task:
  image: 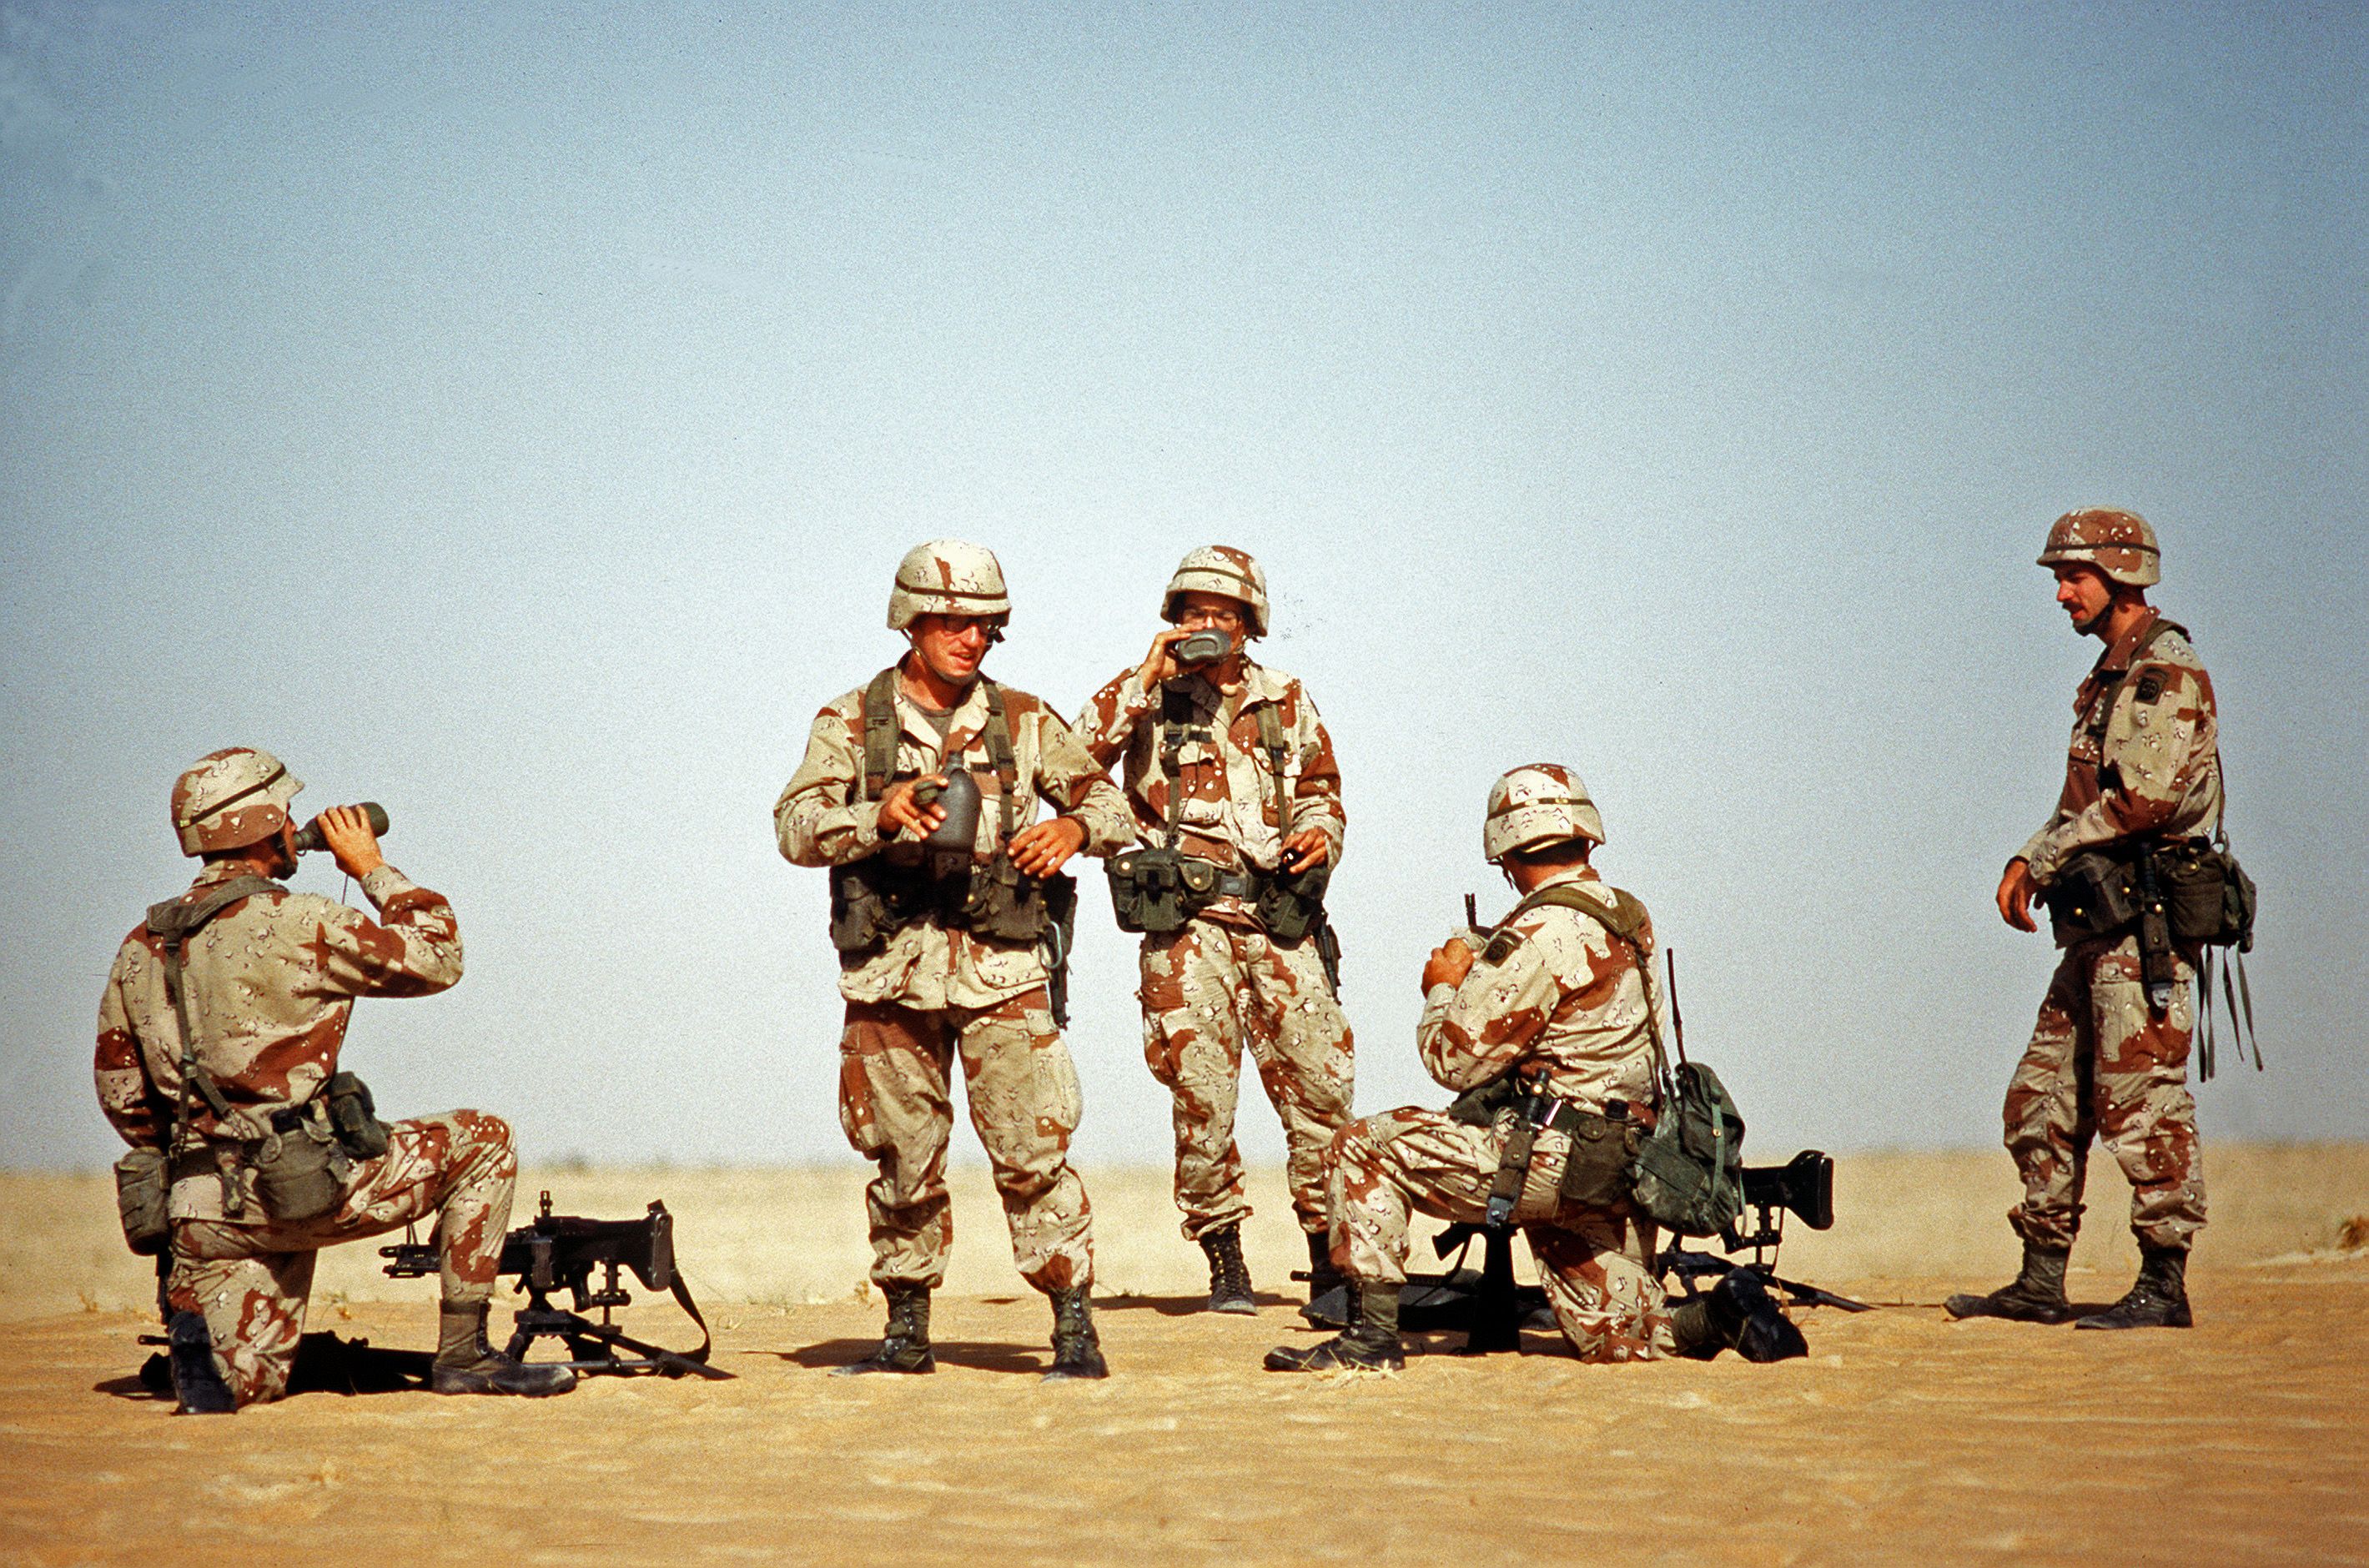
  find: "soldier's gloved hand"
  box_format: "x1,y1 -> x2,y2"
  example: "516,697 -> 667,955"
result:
1997,857 -> 2039,932
317,804 -> 386,879
1008,816 -> 1086,877
878,775 -> 949,840
1421,938 -> 1475,994
1281,829 -> 1330,874
1136,627 -> 1192,688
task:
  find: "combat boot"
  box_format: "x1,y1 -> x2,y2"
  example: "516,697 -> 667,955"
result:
837,1284 -> 936,1375
1944,1243 -> 2073,1324
1302,1228 -> 1350,1310
167,1309 -> 236,1415
1265,1282 -> 1404,1372
1199,1225 -> 1256,1314
2075,1245 -> 2193,1330
430,1303 -> 579,1396
1670,1269 -> 1808,1363
1044,1287 -> 1109,1381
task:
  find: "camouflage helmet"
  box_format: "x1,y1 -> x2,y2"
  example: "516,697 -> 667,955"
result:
887,540 -> 1011,631
1483,763 -> 1605,864
171,747 -> 304,856
1161,546 -> 1270,638
2038,508 -> 2160,589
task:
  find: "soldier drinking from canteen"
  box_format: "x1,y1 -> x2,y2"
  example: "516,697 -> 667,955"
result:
97,748 -> 574,1411
1076,547 -> 1354,1315
1267,765 -> 1798,1371
775,540 -> 1135,1380
1951,509 -> 2236,1330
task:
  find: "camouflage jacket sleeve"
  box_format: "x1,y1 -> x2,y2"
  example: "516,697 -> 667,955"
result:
299,867 -> 465,998
95,940 -> 162,1148
1416,928 -> 1559,1093
2019,659 -> 2219,883
774,697 -> 884,867
1074,666 -> 1155,769
1027,703 -> 1137,857
1282,681 -> 1346,860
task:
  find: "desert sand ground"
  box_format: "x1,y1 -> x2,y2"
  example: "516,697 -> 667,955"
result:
4,1144 -> 2365,1565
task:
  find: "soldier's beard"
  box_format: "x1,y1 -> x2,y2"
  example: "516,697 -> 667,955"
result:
2071,603 -> 2110,636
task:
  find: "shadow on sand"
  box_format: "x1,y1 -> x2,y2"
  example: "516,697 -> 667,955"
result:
781,1338 -> 1049,1375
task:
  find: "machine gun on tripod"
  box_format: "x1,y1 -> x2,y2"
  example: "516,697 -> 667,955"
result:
1659,1150 -> 1872,1314
382,1191 -> 734,1380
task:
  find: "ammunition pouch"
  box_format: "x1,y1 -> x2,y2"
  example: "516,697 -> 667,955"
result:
2042,848 -> 2146,946
1106,847 -> 1221,936
252,1103 -> 350,1224
962,857 -> 1074,944
2153,840 -> 2257,952
113,1146 -> 170,1257
1551,1103 -> 1644,1209
1255,860 -> 1331,944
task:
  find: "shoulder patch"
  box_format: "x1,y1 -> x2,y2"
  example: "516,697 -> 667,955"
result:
1481,928 -> 1524,967
2134,669 -> 2166,704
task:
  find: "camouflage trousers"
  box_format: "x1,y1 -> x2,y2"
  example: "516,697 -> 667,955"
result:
167,1109 -> 518,1406
1328,1106 -> 1673,1362
838,987 -> 1094,1292
2004,934 -> 2207,1252
1139,917 -> 1355,1240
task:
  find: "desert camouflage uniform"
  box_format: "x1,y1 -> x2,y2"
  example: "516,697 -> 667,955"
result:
95,861 -> 511,1406
1329,866 -> 1673,1361
776,672 -> 1132,1291
1078,659 -> 1353,1241
2007,607 -> 2222,1251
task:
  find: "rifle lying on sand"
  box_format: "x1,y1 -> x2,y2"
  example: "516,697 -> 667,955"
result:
382,1190 -> 733,1380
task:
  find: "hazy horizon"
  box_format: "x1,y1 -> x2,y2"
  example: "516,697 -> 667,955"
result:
4,4 -> 2362,1179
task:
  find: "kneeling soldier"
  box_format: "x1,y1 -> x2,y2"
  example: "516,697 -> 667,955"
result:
96,749 -> 573,1411
1268,765 -> 1792,1371
775,540 -> 1135,1380
1077,547 -> 1354,1314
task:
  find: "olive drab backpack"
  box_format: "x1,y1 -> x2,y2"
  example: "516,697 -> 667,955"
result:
1494,882 -> 1748,1240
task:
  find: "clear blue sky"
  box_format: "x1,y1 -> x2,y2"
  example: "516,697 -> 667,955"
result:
3,3 -> 2362,1173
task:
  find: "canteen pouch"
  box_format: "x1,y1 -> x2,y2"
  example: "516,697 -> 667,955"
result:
1255,860 -> 1332,945
1107,847 -> 1218,936
2043,849 -> 2144,947
253,1113 -> 350,1223
114,1145 -> 170,1257
324,1072 -> 392,1161
1555,1109 -> 1640,1209
1626,1062 -> 1747,1239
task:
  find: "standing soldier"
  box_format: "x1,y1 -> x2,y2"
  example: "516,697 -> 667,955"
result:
776,540 -> 1135,1380
1266,765 -> 1799,1372
95,748 -> 574,1411
1950,509 -> 2224,1330
1077,547 -> 1353,1314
